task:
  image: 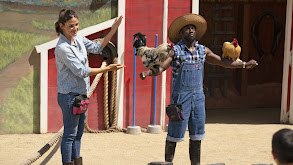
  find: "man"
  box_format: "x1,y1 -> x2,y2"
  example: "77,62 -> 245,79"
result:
140,13 -> 258,165
272,128 -> 293,165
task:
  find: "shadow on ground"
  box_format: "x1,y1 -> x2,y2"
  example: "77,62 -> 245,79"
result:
206,108 -> 281,124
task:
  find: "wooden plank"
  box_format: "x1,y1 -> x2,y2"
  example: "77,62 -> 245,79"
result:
241,4 -> 250,96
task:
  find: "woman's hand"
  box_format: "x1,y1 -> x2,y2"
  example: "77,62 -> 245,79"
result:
100,16 -> 123,48
107,64 -> 126,71
111,16 -> 123,32
90,64 -> 125,76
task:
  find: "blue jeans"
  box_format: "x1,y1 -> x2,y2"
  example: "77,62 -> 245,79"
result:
58,92 -> 86,162
167,91 -> 206,142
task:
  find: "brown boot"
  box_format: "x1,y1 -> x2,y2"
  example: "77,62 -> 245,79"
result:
73,157 -> 83,165
189,139 -> 201,165
62,161 -> 74,165
165,140 -> 176,162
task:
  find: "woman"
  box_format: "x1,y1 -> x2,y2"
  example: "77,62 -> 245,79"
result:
54,9 -> 124,165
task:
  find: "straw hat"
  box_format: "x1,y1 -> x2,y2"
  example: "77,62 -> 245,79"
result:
168,13 -> 207,44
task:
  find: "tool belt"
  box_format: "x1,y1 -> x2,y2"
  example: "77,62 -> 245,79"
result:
73,95 -> 89,115
166,103 -> 184,121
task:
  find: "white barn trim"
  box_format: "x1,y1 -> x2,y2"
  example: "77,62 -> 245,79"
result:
117,0 -> 126,128
281,0 -> 293,124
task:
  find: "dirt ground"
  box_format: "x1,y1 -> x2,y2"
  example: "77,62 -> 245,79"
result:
1,108 -> 293,165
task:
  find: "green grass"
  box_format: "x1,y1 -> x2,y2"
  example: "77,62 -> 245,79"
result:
30,7 -> 117,31
0,29 -> 51,71
78,8 -> 117,29
0,71 -> 40,134
0,0 -> 93,8
31,19 -> 56,31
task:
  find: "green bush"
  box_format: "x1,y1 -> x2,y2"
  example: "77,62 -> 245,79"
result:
0,29 -> 50,71
0,70 -> 40,134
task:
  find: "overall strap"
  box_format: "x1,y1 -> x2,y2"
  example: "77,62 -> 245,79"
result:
197,44 -> 206,62
198,46 -> 204,55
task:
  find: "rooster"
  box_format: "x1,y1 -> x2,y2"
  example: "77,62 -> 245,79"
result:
222,38 -> 242,62
133,32 -> 173,73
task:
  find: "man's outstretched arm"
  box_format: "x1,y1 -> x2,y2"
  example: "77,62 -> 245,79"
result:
205,47 -> 258,69
140,49 -> 175,79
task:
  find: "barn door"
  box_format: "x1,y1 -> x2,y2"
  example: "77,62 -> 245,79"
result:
200,2 -> 244,99
200,0 -> 286,109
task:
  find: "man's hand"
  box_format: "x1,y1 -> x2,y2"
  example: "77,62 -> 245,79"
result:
245,59 -> 258,69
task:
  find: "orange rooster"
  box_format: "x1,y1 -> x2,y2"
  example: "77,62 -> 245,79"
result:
222,38 -> 242,62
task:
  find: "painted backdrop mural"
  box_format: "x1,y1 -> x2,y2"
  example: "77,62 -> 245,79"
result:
0,0 -> 117,134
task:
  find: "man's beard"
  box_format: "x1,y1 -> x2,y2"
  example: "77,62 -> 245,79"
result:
184,35 -> 196,43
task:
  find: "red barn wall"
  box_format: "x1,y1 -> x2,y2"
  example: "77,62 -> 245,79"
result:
124,0 -> 165,127
123,0 -> 192,128
48,48 -> 61,132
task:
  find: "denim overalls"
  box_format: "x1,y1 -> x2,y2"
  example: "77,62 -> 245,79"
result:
167,44 -> 206,142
